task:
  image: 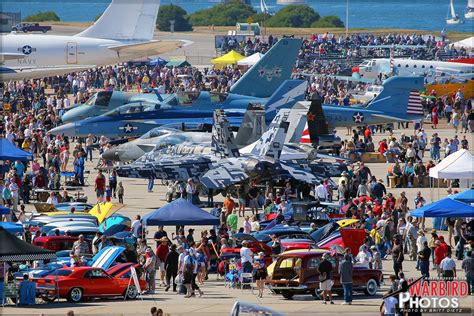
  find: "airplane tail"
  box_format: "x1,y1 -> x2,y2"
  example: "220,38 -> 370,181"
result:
211,110 -> 240,158
235,104 -> 266,147
264,79 -> 307,125
365,76 -> 425,118
76,0 -> 160,41
250,109 -> 290,160
230,38 -> 302,98
300,93 -> 329,145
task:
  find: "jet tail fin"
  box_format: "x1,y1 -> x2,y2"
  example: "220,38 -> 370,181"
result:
230,38 -> 302,98
250,109 -> 290,160
300,93 -> 330,145
264,79 -> 307,125
365,76 -> 425,119
235,103 -> 266,147
75,0 -> 160,41
211,110 -> 240,158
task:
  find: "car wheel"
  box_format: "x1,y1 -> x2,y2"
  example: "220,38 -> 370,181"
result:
311,288 -> 321,299
364,279 -> 378,296
124,285 -> 138,300
67,287 -> 83,302
23,29 -> 28,33
281,290 -> 294,300
42,29 -> 47,33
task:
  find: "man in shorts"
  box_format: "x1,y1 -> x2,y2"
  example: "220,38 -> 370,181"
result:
318,253 -> 334,304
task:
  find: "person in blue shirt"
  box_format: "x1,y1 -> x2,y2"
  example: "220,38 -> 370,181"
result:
74,152 -> 85,186
14,160 -> 25,178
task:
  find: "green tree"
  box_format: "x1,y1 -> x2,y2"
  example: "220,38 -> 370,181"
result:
190,1 -> 256,26
24,11 -> 60,22
266,5 -> 319,27
157,4 -> 192,31
311,16 -> 345,28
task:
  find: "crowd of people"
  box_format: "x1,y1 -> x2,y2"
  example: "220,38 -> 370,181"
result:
0,30 -> 473,308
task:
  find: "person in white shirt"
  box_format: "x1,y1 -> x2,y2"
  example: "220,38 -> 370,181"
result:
46,192 -> 58,205
315,181 -> 328,201
355,245 -> 371,268
240,240 -> 254,273
9,180 -> 19,212
415,230 -> 427,269
243,216 -> 252,234
63,97 -> 70,108
439,252 -> 456,279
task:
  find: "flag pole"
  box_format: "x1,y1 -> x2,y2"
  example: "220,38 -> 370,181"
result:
345,0 -> 349,38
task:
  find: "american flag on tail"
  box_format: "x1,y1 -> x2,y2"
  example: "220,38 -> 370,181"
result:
406,91 -> 424,115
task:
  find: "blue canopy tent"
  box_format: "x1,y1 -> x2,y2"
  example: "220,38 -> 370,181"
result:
149,57 -> 168,66
410,198 -> 474,218
0,139 -> 33,161
0,222 -> 24,234
143,198 -> 220,226
449,189 -> 474,204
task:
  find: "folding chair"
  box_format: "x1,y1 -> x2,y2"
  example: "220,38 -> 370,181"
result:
239,272 -> 254,292
83,170 -> 91,186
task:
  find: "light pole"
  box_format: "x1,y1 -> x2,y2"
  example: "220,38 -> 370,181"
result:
345,0 -> 349,38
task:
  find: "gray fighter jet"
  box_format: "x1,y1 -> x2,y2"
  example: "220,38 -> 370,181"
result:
101,104 -> 266,162
116,108 -> 345,189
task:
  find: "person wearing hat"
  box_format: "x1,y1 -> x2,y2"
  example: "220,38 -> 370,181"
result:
156,237 -> 170,287
72,234 -> 89,257
318,253 -> 334,304
144,247 -> 157,293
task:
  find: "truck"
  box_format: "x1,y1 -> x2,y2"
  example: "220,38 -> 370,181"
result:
12,23 -> 52,33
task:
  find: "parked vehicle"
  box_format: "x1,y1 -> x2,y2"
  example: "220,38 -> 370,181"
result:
41,221 -> 98,234
33,236 -> 91,252
12,23 -> 51,33
46,226 -> 99,240
36,265 -> 145,302
270,249 -> 382,299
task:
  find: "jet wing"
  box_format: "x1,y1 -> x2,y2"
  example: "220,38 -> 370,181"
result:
107,40 -> 181,56
0,53 -> 26,61
200,161 -> 249,189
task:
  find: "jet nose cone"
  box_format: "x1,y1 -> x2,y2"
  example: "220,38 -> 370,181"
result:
49,123 -> 76,137
101,149 -> 119,161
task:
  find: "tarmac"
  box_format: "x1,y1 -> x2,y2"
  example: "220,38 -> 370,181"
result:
2,26 -> 473,315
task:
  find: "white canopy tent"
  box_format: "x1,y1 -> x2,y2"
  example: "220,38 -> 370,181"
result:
237,52 -> 263,66
451,37 -> 474,49
429,149 -> 474,179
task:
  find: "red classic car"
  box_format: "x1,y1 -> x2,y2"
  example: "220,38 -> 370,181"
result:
33,236 -> 91,252
36,265 -> 146,302
270,249 -> 382,300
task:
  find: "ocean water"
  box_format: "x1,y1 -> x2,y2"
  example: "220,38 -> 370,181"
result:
1,0 -> 473,32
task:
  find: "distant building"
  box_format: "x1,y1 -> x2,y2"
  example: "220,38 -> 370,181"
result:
235,22 -> 261,35
0,12 -> 21,33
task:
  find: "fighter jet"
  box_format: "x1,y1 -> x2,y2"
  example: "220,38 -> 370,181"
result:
61,91 -> 166,123
50,38 -> 306,136
266,76 -> 426,130
116,109 -> 344,190
101,103 -> 266,162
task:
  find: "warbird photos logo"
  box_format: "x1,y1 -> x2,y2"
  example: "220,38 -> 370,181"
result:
398,278 -> 470,314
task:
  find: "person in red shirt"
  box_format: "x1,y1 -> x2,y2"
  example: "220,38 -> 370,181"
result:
156,237 -> 170,286
373,200 -> 383,217
94,170 -> 106,199
364,126 -> 372,143
384,193 -> 396,211
434,240 -> 447,274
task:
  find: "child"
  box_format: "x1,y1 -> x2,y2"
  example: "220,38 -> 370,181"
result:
117,182 -> 124,204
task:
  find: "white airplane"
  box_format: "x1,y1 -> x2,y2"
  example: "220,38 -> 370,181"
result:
0,0 -> 180,81
353,58 -> 474,79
